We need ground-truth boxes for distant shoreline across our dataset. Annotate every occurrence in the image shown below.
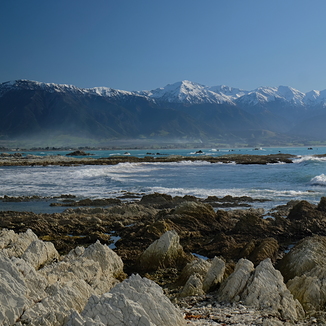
[0,153,298,167]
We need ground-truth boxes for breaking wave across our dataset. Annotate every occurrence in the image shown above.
[310,174,326,186]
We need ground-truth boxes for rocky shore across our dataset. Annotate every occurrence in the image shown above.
[0,152,297,166]
[2,191,326,325]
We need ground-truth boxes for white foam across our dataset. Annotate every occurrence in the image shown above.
[293,155,326,163]
[310,174,326,186]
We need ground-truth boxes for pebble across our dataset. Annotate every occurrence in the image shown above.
[175,294,316,325]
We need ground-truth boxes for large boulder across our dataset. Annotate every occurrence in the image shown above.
[137,230,191,271]
[287,266,326,312]
[276,235,326,282]
[66,274,186,326]
[218,258,254,302]
[277,236,326,313]
[241,259,304,321]
[287,200,326,235]
[217,258,304,322]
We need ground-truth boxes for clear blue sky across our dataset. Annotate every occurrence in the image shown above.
[1,0,326,92]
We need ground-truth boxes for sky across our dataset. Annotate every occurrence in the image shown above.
[1,0,326,93]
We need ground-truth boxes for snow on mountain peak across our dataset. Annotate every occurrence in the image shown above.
[235,85,306,106]
[0,80,138,99]
[2,79,326,108]
[139,80,234,105]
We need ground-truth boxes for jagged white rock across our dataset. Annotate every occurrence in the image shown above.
[178,258,211,285]
[218,258,255,302]
[0,255,32,325]
[202,256,225,293]
[280,236,326,313]
[1,228,38,258]
[287,266,326,312]
[66,274,186,326]
[179,273,204,297]
[241,259,304,321]
[22,239,59,270]
[277,235,326,282]
[218,258,304,322]
[0,229,125,326]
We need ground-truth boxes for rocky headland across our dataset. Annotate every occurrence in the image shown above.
[1,191,326,325]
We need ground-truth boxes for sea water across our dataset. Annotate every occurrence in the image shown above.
[1,147,326,213]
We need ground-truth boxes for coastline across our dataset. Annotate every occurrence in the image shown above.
[0,194,324,324]
[0,153,297,166]
[1,151,326,324]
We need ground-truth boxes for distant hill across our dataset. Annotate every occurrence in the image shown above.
[1,79,326,147]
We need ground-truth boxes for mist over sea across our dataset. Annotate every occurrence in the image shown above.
[1,147,326,213]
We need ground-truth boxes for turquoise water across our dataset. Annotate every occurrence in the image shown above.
[20,146,326,158]
[1,147,326,213]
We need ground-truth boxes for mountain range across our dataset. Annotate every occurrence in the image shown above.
[1,79,326,147]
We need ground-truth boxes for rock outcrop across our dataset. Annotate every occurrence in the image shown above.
[277,235,326,282]
[178,256,225,297]
[202,256,225,292]
[0,229,124,326]
[66,274,186,326]
[137,230,191,271]
[217,258,304,322]
[277,236,326,313]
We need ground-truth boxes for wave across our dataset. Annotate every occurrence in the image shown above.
[310,174,326,186]
[146,186,315,200]
[293,155,326,164]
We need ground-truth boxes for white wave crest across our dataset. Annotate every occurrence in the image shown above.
[293,155,326,163]
[310,174,326,186]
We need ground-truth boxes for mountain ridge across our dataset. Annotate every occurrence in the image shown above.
[1,79,326,147]
[2,79,326,106]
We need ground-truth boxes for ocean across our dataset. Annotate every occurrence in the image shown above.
[1,146,326,213]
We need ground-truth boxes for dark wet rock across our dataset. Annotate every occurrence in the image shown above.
[66,150,93,156]
[240,237,279,265]
[2,195,44,202]
[317,196,326,212]
[4,194,326,293]
[50,198,121,207]
[287,200,326,236]
[172,201,215,220]
[139,193,198,209]
[140,193,173,206]
[233,212,270,235]
[0,153,297,167]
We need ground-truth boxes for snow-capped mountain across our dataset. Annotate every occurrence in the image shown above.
[1,78,326,146]
[208,85,248,100]
[137,80,234,105]
[235,86,306,107]
[2,79,326,108]
[138,80,326,109]
[0,79,140,99]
